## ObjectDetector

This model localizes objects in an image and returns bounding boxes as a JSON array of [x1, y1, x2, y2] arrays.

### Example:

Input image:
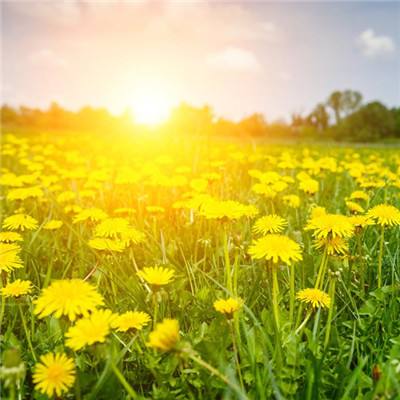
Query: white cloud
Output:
[[30, 49, 67, 68], [357, 29, 395, 58], [206, 46, 260, 71]]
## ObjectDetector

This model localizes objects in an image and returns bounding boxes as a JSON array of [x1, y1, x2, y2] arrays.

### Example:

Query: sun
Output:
[[130, 91, 172, 126]]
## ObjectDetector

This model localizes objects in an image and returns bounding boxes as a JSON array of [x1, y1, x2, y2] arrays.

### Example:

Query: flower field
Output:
[[1, 132, 400, 399]]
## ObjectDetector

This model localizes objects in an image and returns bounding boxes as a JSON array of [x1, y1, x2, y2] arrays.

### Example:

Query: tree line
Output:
[[1, 90, 399, 142]]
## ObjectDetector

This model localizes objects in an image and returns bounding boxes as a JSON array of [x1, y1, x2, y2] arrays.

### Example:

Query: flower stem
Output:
[[186, 351, 247, 399], [315, 247, 328, 289], [111, 363, 138, 399], [377, 226, 385, 288], [271, 267, 280, 330], [152, 292, 158, 328], [324, 277, 336, 349], [0, 297, 5, 334], [229, 320, 244, 390], [223, 229, 232, 293], [289, 264, 295, 327], [295, 311, 312, 335], [18, 303, 37, 362]]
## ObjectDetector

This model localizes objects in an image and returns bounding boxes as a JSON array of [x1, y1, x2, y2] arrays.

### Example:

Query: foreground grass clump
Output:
[[1, 132, 400, 399]]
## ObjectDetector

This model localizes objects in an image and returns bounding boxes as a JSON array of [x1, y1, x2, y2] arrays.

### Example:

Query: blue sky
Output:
[[2, 1, 399, 121]]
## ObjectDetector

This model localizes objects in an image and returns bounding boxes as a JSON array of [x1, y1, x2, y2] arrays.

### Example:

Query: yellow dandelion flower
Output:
[[1, 279, 32, 298], [367, 204, 400, 227], [94, 218, 130, 238], [296, 288, 331, 309], [306, 214, 354, 239], [43, 220, 63, 230], [314, 237, 348, 256], [213, 297, 242, 316], [137, 267, 175, 286], [349, 215, 373, 229], [199, 199, 258, 220], [34, 279, 104, 321], [7, 186, 43, 201], [120, 227, 145, 245], [282, 194, 300, 208], [310, 206, 327, 219], [253, 215, 287, 235], [248, 234, 303, 265], [0, 243, 23, 273], [147, 318, 180, 351], [299, 178, 319, 195], [146, 205, 166, 214], [112, 311, 151, 332], [350, 190, 369, 202], [88, 238, 126, 252], [65, 309, 116, 350], [345, 200, 364, 214], [114, 207, 136, 216], [0, 231, 23, 243], [2, 213, 38, 231], [33, 353, 75, 398], [73, 208, 108, 224]]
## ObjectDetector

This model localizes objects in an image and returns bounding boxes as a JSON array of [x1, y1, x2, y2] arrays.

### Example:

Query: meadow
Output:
[[1, 131, 400, 399]]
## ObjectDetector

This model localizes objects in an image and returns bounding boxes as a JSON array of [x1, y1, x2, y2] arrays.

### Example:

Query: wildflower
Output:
[[190, 178, 208, 192], [65, 309, 116, 350], [199, 199, 258, 220], [7, 186, 43, 201], [1, 279, 32, 298], [33, 353, 75, 397], [73, 208, 108, 224], [314, 237, 348, 256], [0, 231, 23, 243], [367, 204, 400, 227], [137, 267, 175, 286], [43, 220, 63, 230], [248, 234, 302, 265], [93, 218, 145, 245], [0, 243, 23, 273], [94, 218, 130, 238], [252, 183, 277, 198], [114, 207, 136, 215], [350, 190, 369, 202], [253, 215, 287, 235], [88, 238, 126, 252], [296, 288, 331, 309], [112, 311, 151, 332], [283, 194, 300, 208], [34, 279, 104, 321], [2, 213, 38, 231], [121, 227, 145, 245], [64, 204, 82, 214], [146, 205, 165, 214], [213, 298, 242, 316], [345, 200, 364, 214], [306, 214, 354, 239], [310, 206, 326, 219], [349, 215, 373, 229], [147, 319, 180, 351], [299, 178, 319, 195]]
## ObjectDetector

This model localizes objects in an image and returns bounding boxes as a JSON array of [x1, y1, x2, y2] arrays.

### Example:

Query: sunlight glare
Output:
[[130, 90, 172, 126]]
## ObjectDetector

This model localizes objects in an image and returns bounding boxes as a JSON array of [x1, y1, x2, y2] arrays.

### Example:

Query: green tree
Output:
[[327, 91, 343, 124], [334, 101, 396, 141], [326, 90, 362, 124], [308, 103, 329, 132], [238, 113, 267, 137]]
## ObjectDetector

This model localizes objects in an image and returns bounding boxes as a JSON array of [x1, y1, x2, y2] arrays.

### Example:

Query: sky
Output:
[[1, 0, 400, 122]]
